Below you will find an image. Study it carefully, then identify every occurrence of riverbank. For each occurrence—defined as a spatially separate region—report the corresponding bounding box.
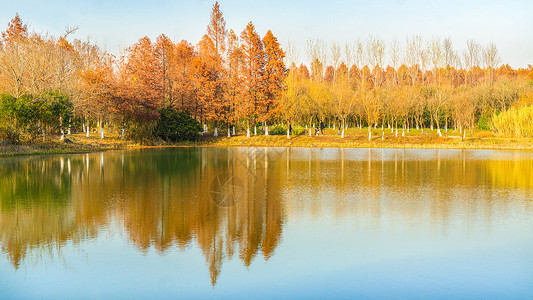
[200,128,533,150]
[3,128,533,157]
[0,134,134,157]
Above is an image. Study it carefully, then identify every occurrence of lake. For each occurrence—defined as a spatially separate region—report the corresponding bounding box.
[1,147,533,299]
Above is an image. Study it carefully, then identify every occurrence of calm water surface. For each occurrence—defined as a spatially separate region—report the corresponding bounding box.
[1,147,532,299]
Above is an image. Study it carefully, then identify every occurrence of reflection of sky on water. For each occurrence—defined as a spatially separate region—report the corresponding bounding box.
[2,215,531,299]
[1,148,532,299]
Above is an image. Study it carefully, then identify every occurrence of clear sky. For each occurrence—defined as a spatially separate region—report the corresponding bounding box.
[1,0,532,68]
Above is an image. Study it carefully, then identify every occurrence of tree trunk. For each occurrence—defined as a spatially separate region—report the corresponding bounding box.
[233,126,236,136]
[341,119,345,138]
[227,127,231,137]
[100,122,104,139]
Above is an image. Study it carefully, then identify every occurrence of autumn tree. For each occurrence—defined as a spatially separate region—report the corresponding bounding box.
[0,14,29,98]
[240,21,264,137]
[261,30,286,133]
[197,1,228,136]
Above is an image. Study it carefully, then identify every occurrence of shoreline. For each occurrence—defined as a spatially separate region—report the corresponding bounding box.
[3,131,533,157]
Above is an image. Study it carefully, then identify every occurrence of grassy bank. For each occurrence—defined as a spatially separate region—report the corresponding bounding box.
[199,128,533,150]
[0,133,135,157]
[3,128,533,157]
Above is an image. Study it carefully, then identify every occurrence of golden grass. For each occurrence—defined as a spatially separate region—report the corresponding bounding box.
[3,127,533,157]
[492,106,533,138]
[198,128,533,150]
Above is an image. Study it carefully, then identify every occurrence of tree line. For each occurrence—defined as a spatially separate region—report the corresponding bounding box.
[283,37,533,140]
[1,2,533,144]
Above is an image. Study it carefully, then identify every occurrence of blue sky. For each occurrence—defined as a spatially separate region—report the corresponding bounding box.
[1,0,532,68]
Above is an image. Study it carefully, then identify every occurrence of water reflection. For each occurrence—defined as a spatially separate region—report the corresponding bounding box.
[0,148,532,287]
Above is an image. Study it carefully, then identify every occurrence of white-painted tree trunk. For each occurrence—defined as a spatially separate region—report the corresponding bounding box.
[233,126,236,136]
[100,123,104,139]
[254,126,257,135]
[86,123,90,138]
[214,128,218,137]
[287,128,290,139]
[227,127,231,137]
[382,131,384,140]
[60,129,65,141]
[341,128,345,138]
[67,126,71,135]
[395,128,398,137]
[265,126,268,136]
[437,128,442,136]
[368,130,372,141]
[247,127,250,138]
[121,128,125,139]
[82,123,86,133]
[402,128,405,137]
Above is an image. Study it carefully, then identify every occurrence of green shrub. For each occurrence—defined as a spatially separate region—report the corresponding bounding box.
[0,125,20,144]
[155,107,202,142]
[477,116,491,130]
[126,122,157,145]
[268,124,304,135]
[0,92,74,142]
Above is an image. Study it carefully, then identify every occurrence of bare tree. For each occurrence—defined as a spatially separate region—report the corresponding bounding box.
[367,35,385,87]
[463,39,480,86]
[389,38,401,69]
[285,40,299,66]
[429,37,443,85]
[330,42,341,80]
[482,42,501,83]
[405,36,422,86]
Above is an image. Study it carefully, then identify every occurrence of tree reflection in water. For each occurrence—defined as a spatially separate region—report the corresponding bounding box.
[0,148,532,285]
